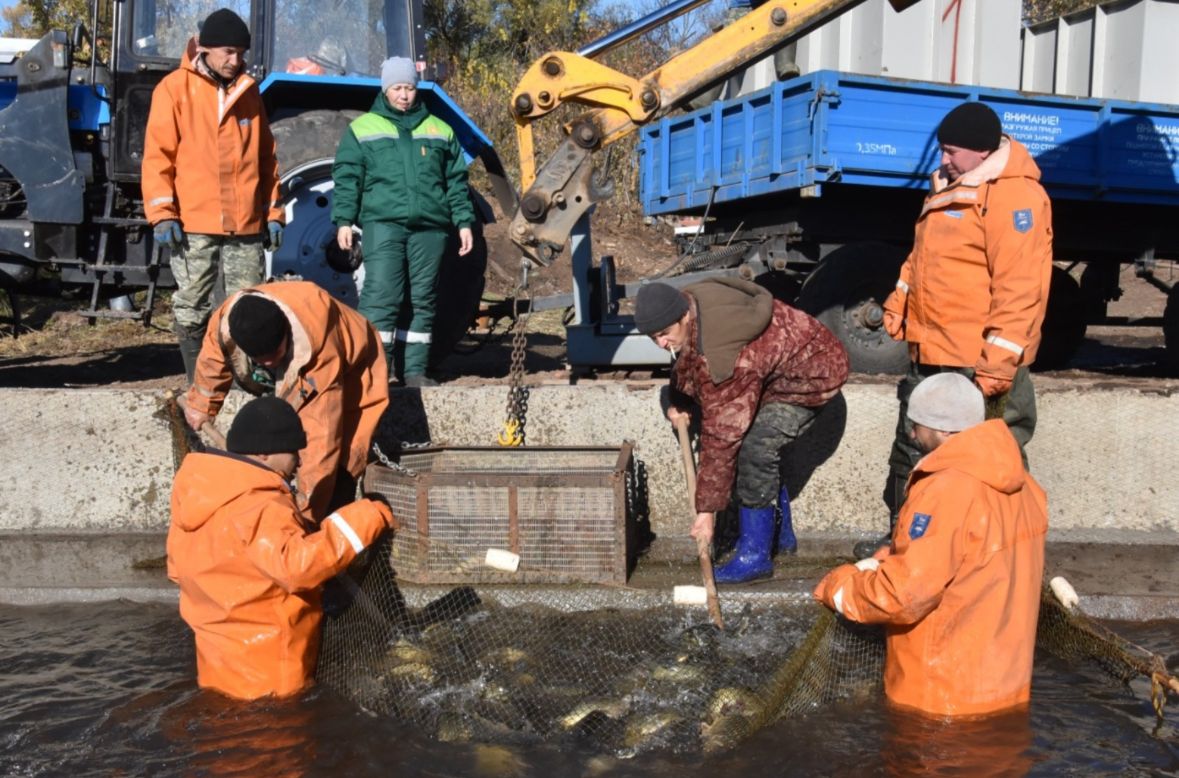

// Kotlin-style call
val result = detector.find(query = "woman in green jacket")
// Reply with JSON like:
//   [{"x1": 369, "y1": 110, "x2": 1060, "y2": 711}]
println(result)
[{"x1": 332, "y1": 57, "x2": 474, "y2": 387}]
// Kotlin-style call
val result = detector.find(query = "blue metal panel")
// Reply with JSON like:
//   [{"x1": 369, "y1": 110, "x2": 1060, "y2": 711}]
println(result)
[
  {"x1": 67, "y1": 84, "x2": 110, "y2": 131},
  {"x1": 256, "y1": 73, "x2": 493, "y2": 163},
  {"x1": 0, "y1": 83, "x2": 110, "y2": 131},
  {"x1": 640, "y1": 69, "x2": 1179, "y2": 214}
]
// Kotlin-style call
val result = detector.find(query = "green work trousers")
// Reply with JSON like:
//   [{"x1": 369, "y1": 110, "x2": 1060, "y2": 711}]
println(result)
[
  {"x1": 885, "y1": 363, "x2": 1037, "y2": 518},
  {"x1": 170, "y1": 233, "x2": 265, "y2": 330},
  {"x1": 358, "y1": 221, "x2": 448, "y2": 378}
]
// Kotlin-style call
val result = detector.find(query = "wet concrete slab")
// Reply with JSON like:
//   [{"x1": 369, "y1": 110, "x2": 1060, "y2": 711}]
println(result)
[{"x1": 1, "y1": 532, "x2": 1174, "y2": 622}]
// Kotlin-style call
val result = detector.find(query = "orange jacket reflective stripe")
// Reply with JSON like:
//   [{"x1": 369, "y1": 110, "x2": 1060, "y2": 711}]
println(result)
[
  {"x1": 883, "y1": 137, "x2": 1053, "y2": 380},
  {"x1": 814, "y1": 419, "x2": 1047, "y2": 716},
  {"x1": 142, "y1": 38, "x2": 283, "y2": 234},
  {"x1": 187, "y1": 281, "x2": 389, "y2": 519},
  {"x1": 167, "y1": 451, "x2": 392, "y2": 699}
]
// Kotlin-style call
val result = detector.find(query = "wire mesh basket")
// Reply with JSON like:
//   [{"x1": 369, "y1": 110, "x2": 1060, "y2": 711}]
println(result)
[{"x1": 364, "y1": 444, "x2": 635, "y2": 584}]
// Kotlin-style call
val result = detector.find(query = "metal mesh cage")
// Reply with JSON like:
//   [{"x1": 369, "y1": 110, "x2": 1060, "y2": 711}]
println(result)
[{"x1": 364, "y1": 445, "x2": 635, "y2": 585}]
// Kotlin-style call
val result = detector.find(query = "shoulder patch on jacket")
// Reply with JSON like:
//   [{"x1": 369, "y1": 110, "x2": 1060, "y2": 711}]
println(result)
[
  {"x1": 909, "y1": 512, "x2": 932, "y2": 540},
  {"x1": 1013, "y1": 209, "x2": 1033, "y2": 233},
  {"x1": 350, "y1": 113, "x2": 398, "y2": 142}
]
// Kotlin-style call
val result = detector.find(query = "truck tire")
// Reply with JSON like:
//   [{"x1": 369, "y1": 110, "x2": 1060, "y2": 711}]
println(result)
[
  {"x1": 1035, "y1": 266, "x2": 1086, "y2": 370},
  {"x1": 1164, "y1": 284, "x2": 1179, "y2": 375},
  {"x1": 268, "y1": 109, "x2": 486, "y2": 369},
  {"x1": 795, "y1": 242, "x2": 908, "y2": 375}
]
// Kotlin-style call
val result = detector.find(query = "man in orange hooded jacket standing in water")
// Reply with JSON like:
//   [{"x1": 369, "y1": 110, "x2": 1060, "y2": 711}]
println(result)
[
  {"x1": 815, "y1": 373, "x2": 1047, "y2": 717},
  {"x1": 168, "y1": 396, "x2": 396, "y2": 699}
]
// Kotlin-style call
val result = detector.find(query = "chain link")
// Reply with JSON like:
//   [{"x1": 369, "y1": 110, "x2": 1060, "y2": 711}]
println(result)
[
  {"x1": 370, "y1": 440, "x2": 432, "y2": 477},
  {"x1": 499, "y1": 262, "x2": 532, "y2": 447}
]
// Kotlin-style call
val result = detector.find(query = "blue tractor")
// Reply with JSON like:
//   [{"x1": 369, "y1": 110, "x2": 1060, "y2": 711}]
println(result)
[{"x1": 0, "y1": 0, "x2": 509, "y2": 364}]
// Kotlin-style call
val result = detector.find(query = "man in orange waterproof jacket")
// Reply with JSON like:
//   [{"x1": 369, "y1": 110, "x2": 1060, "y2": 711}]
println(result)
[
  {"x1": 183, "y1": 280, "x2": 388, "y2": 519},
  {"x1": 142, "y1": 9, "x2": 284, "y2": 381},
  {"x1": 861, "y1": 101, "x2": 1053, "y2": 558},
  {"x1": 815, "y1": 373, "x2": 1047, "y2": 717},
  {"x1": 168, "y1": 396, "x2": 396, "y2": 700}
]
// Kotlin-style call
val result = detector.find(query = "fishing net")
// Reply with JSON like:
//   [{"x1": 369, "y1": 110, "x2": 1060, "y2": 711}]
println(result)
[
  {"x1": 317, "y1": 541, "x2": 885, "y2": 757},
  {"x1": 159, "y1": 391, "x2": 207, "y2": 469},
  {"x1": 1036, "y1": 584, "x2": 1179, "y2": 719},
  {"x1": 317, "y1": 558, "x2": 1179, "y2": 756},
  {"x1": 157, "y1": 394, "x2": 1178, "y2": 755}
]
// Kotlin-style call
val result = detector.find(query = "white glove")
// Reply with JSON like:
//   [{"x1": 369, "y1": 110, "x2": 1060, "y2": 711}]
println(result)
[{"x1": 854, "y1": 557, "x2": 880, "y2": 572}]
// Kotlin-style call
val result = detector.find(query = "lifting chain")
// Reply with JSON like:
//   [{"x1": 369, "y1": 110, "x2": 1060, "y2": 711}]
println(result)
[
  {"x1": 498, "y1": 262, "x2": 532, "y2": 447},
  {"x1": 371, "y1": 440, "x2": 433, "y2": 477}
]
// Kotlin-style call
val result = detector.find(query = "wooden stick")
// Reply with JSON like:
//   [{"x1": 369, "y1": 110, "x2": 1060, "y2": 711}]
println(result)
[
  {"x1": 201, "y1": 422, "x2": 227, "y2": 450},
  {"x1": 675, "y1": 416, "x2": 723, "y2": 630}
]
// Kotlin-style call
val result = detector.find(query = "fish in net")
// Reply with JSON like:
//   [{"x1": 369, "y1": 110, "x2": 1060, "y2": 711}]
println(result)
[
  {"x1": 318, "y1": 536, "x2": 885, "y2": 756},
  {"x1": 318, "y1": 542, "x2": 1179, "y2": 756}
]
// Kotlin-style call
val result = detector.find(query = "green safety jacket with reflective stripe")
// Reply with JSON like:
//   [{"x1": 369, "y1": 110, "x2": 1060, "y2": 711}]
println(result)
[{"x1": 331, "y1": 94, "x2": 474, "y2": 232}]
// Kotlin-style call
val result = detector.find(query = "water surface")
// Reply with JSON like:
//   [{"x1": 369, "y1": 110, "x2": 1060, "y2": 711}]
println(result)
[{"x1": 0, "y1": 602, "x2": 1176, "y2": 776}]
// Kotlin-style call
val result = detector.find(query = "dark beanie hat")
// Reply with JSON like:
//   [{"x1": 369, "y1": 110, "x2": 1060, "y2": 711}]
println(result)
[
  {"x1": 634, "y1": 283, "x2": 689, "y2": 335},
  {"x1": 199, "y1": 9, "x2": 251, "y2": 49},
  {"x1": 229, "y1": 294, "x2": 289, "y2": 357},
  {"x1": 227, "y1": 396, "x2": 307, "y2": 455},
  {"x1": 937, "y1": 102, "x2": 1002, "y2": 152}
]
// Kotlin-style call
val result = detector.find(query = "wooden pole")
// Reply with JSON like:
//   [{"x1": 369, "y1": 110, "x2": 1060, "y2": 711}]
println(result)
[{"x1": 674, "y1": 416, "x2": 723, "y2": 630}]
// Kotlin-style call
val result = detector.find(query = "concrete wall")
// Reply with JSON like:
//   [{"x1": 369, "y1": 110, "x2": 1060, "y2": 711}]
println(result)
[{"x1": 1, "y1": 379, "x2": 1176, "y2": 554}]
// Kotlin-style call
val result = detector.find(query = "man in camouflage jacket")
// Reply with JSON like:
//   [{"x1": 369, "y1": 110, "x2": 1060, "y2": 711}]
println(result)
[{"x1": 635, "y1": 278, "x2": 849, "y2": 582}]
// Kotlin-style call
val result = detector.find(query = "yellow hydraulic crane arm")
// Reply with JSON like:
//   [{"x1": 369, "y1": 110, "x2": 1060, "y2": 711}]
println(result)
[{"x1": 508, "y1": 0, "x2": 919, "y2": 266}]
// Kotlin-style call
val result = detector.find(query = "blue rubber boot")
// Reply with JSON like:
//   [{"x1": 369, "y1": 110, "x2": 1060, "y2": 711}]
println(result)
[
  {"x1": 775, "y1": 486, "x2": 797, "y2": 555},
  {"x1": 713, "y1": 505, "x2": 775, "y2": 583}
]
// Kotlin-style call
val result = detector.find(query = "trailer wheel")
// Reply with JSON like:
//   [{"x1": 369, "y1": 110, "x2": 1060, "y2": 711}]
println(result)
[
  {"x1": 268, "y1": 110, "x2": 486, "y2": 369},
  {"x1": 1035, "y1": 267, "x2": 1086, "y2": 370},
  {"x1": 795, "y1": 242, "x2": 908, "y2": 375},
  {"x1": 1164, "y1": 285, "x2": 1179, "y2": 374}
]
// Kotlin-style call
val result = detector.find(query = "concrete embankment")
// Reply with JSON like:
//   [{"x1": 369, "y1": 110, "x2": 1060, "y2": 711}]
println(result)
[{"x1": 0, "y1": 378, "x2": 1176, "y2": 613}]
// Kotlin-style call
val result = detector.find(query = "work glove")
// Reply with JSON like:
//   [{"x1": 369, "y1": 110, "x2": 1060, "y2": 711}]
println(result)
[
  {"x1": 882, "y1": 310, "x2": 904, "y2": 339},
  {"x1": 154, "y1": 220, "x2": 184, "y2": 250},
  {"x1": 363, "y1": 493, "x2": 399, "y2": 531},
  {"x1": 854, "y1": 556, "x2": 880, "y2": 572},
  {"x1": 974, "y1": 374, "x2": 1012, "y2": 398},
  {"x1": 266, "y1": 220, "x2": 284, "y2": 250}
]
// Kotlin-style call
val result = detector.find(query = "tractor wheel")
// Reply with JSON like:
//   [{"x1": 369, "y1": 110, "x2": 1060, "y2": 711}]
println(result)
[{"x1": 795, "y1": 242, "x2": 909, "y2": 375}]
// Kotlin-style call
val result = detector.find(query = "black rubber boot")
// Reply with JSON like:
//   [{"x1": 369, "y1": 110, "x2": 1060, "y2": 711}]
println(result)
[
  {"x1": 174, "y1": 322, "x2": 206, "y2": 384},
  {"x1": 853, "y1": 472, "x2": 907, "y2": 559}
]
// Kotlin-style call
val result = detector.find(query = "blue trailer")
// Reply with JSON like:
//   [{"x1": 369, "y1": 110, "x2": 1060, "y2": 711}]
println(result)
[{"x1": 635, "y1": 70, "x2": 1179, "y2": 371}]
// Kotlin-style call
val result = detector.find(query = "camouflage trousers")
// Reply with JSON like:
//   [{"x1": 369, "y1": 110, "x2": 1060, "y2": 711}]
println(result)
[
  {"x1": 734, "y1": 401, "x2": 821, "y2": 508},
  {"x1": 170, "y1": 233, "x2": 265, "y2": 330}
]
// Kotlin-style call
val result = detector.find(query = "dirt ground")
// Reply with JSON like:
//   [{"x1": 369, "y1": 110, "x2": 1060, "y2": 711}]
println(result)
[{"x1": 0, "y1": 215, "x2": 1174, "y2": 390}]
